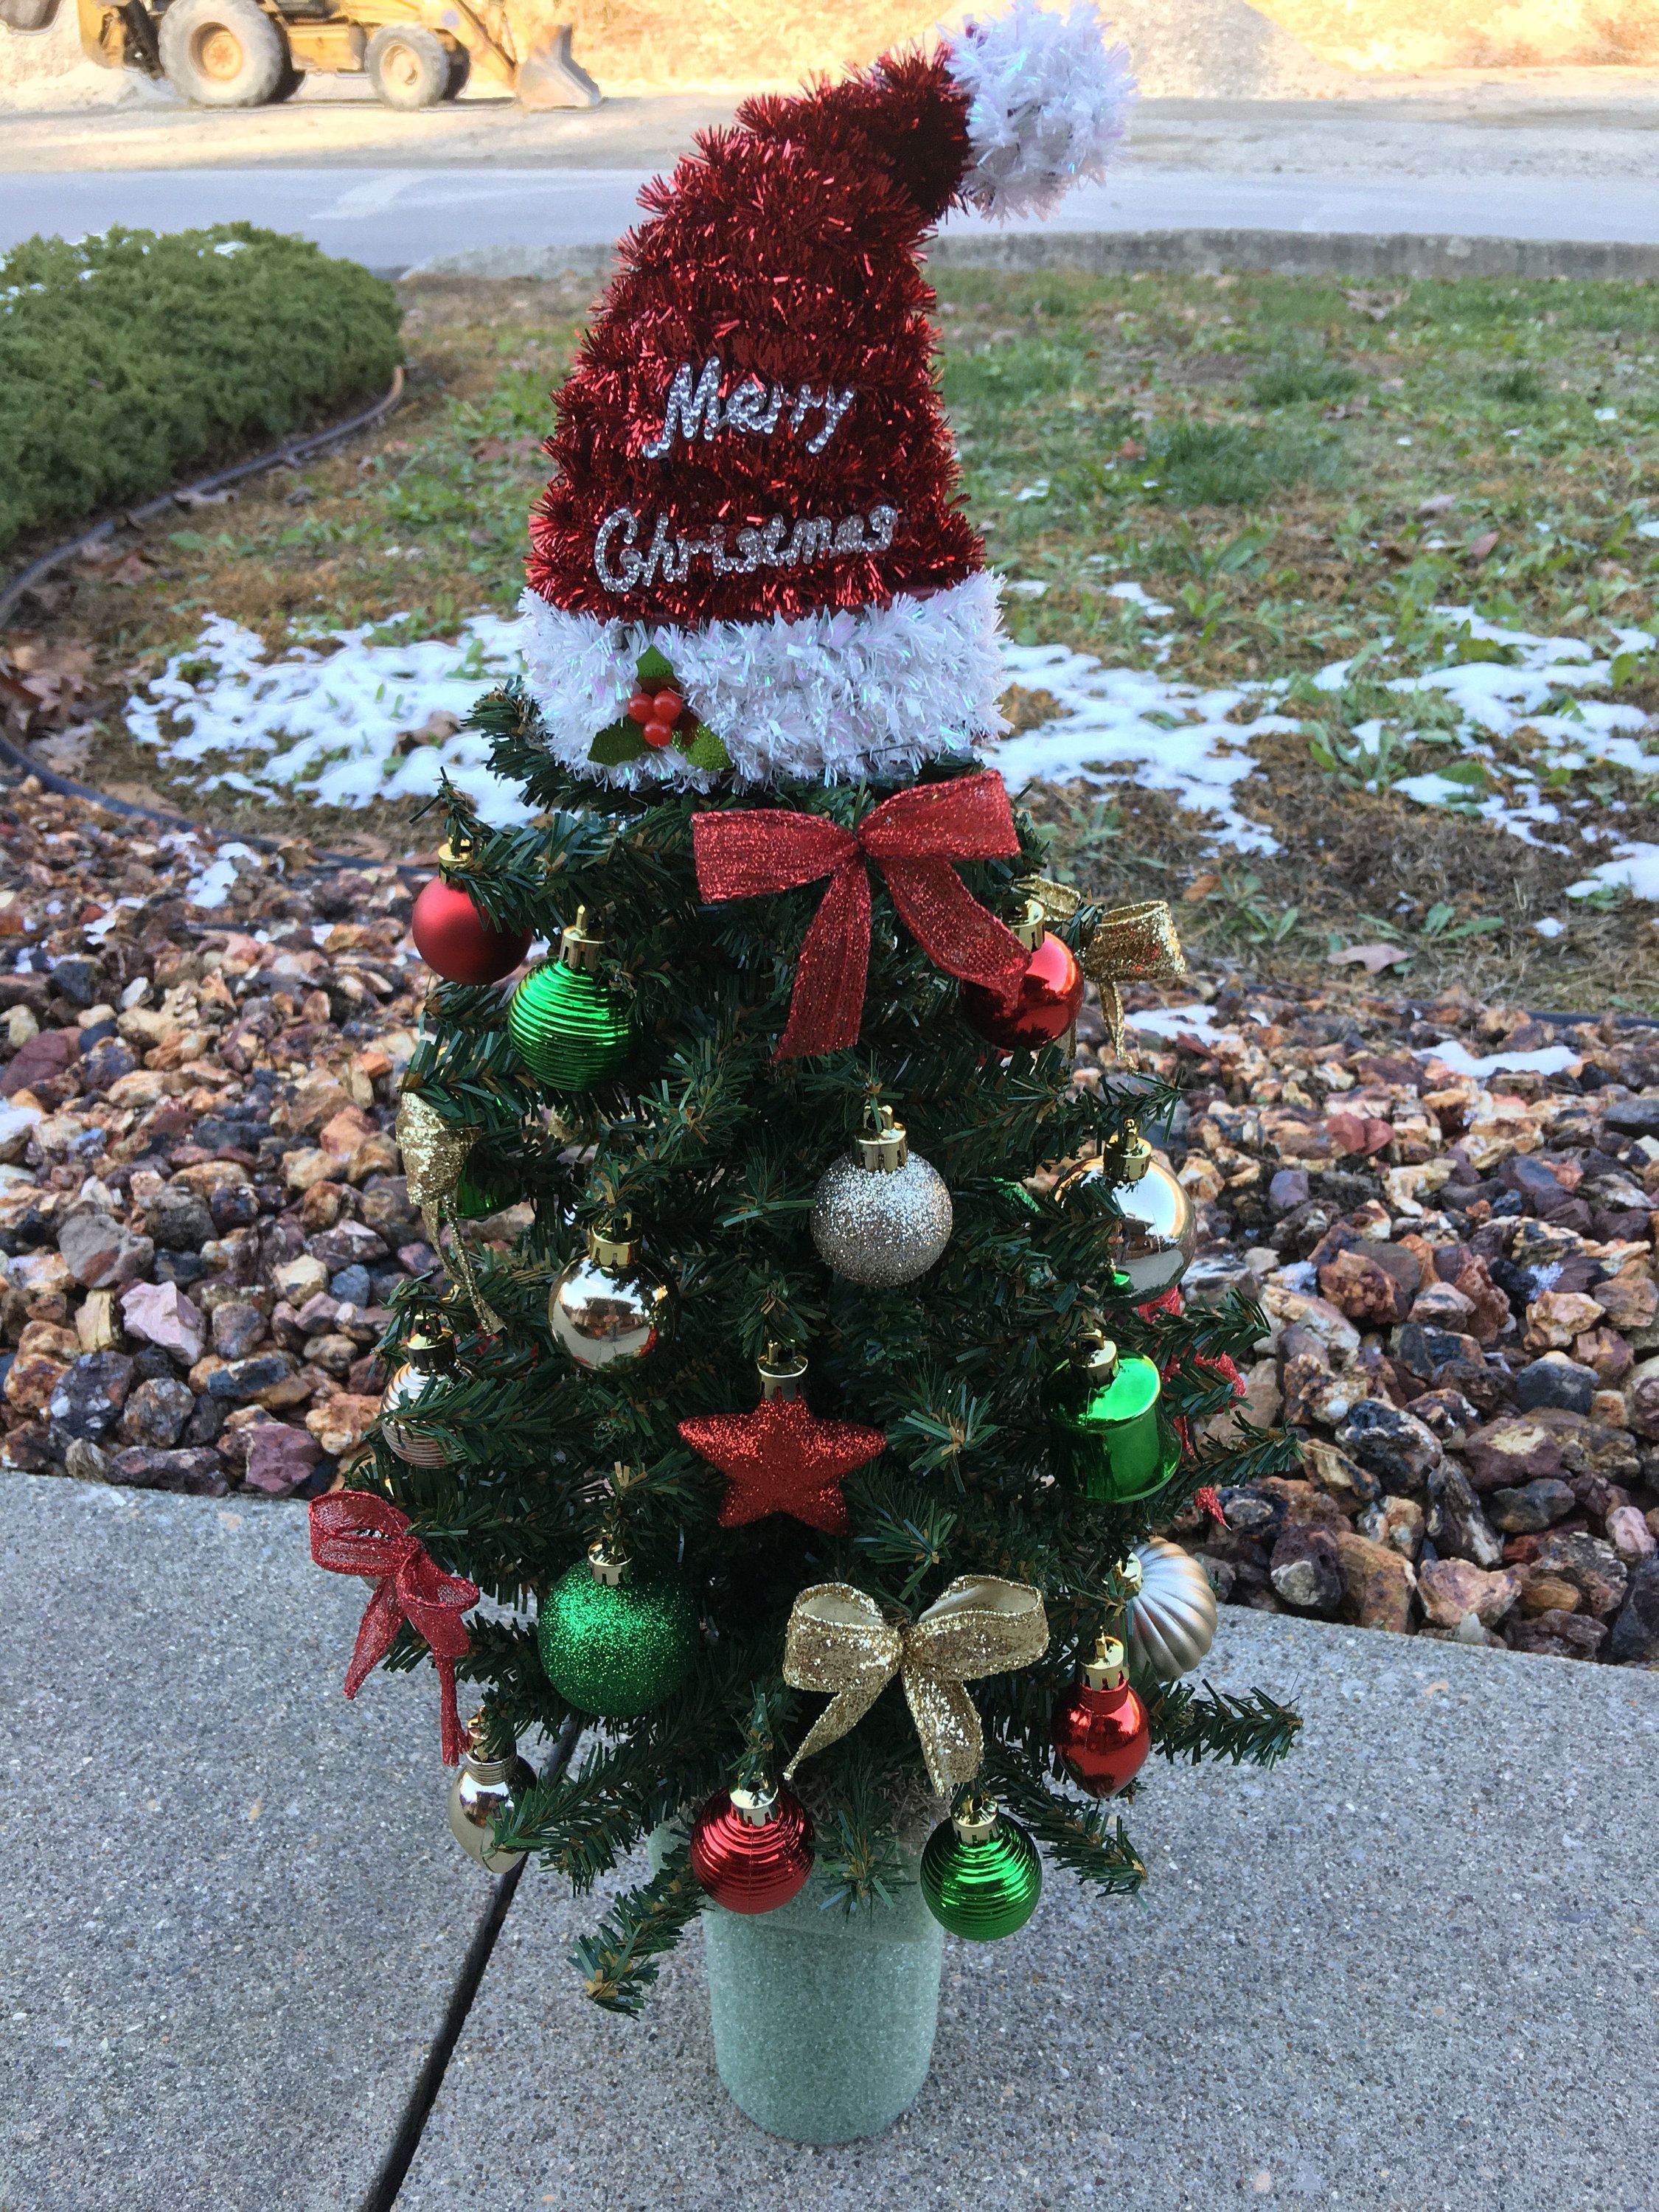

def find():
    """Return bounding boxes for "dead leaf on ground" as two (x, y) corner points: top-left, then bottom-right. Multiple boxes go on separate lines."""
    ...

(1328, 942), (1413, 973)
(1183, 872), (1220, 902)
(108, 553), (157, 587)
(1467, 531), (1500, 563)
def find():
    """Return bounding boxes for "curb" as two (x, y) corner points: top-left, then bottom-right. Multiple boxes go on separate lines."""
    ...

(399, 229), (1659, 286)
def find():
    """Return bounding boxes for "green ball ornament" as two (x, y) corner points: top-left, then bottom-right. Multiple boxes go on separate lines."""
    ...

(508, 908), (632, 1091)
(538, 1542), (698, 1717)
(1044, 1330), (1180, 1504)
(919, 1798), (1043, 1942)
(451, 1144), (523, 1220)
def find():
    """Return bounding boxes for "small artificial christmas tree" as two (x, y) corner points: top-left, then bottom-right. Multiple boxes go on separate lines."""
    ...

(313, 0), (1301, 2049)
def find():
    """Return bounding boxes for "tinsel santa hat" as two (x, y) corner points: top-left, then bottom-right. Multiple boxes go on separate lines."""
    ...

(522, 1), (1135, 790)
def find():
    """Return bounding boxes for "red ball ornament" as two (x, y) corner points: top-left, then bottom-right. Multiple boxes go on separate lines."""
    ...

(627, 690), (656, 725)
(690, 1782), (814, 1913)
(411, 878), (534, 986)
(959, 901), (1083, 1050)
(1053, 1635), (1150, 1798)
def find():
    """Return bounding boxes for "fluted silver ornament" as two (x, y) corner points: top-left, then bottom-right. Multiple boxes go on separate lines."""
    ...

(1124, 1537), (1218, 1680)
(381, 1317), (457, 1467)
(447, 1712), (535, 1871)
(1057, 1118), (1196, 1301)
(810, 1103), (952, 1289)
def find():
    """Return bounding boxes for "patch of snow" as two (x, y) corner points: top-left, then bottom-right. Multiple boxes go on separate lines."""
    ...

(1125, 1001), (1227, 1043)
(1014, 479), (1051, 502)
(1566, 842), (1659, 902)
(1639, 521), (1659, 540)
(1533, 917), (1565, 938)
(184, 843), (260, 910)
(1004, 580), (1048, 597)
(1419, 1040), (1579, 1080)
(1105, 580), (1172, 617)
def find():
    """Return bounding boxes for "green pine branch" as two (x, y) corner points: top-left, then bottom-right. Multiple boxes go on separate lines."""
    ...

(570, 1845), (706, 2017)
(1147, 1680), (1304, 1768)
(986, 1750), (1147, 1896)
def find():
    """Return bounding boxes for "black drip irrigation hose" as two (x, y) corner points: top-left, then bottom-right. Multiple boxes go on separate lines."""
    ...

(0, 367), (426, 880)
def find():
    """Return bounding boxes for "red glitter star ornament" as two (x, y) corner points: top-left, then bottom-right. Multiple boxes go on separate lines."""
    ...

(679, 1352), (886, 1534)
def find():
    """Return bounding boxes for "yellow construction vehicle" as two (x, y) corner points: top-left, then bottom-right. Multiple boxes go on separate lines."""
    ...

(1, 0), (600, 108)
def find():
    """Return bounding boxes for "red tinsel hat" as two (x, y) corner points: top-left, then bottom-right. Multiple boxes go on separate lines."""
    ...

(522, 1), (1134, 791)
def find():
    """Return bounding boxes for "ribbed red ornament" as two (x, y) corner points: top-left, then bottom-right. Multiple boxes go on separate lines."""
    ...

(411, 879), (533, 986)
(689, 1785), (815, 1913)
(959, 928), (1084, 1049)
(1053, 1672), (1150, 1799)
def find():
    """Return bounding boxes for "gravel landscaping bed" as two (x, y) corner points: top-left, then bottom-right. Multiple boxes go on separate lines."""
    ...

(3, 769), (1656, 1670)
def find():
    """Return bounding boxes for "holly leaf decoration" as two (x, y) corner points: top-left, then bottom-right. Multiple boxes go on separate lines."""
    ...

(635, 644), (675, 687)
(588, 720), (647, 765)
(681, 723), (731, 771)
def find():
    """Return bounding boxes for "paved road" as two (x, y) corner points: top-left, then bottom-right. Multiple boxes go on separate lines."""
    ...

(10, 161), (1659, 271)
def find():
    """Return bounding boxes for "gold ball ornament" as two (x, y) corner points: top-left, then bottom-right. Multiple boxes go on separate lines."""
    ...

(380, 1316), (458, 1466)
(1057, 1119), (1197, 1301)
(447, 1711), (535, 1871)
(1124, 1537), (1219, 1681)
(810, 1104), (952, 1289)
(548, 1220), (672, 1369)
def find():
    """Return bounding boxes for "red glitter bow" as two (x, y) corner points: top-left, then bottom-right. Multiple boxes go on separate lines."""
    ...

(309, 1491), (480, 1764)
(692, 771), (1029, 1058)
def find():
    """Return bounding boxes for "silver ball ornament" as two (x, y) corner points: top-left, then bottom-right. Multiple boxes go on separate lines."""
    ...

(549, 1221), (671, 1370)
(448, 1713), (535, 1871)
(810, 1105), (952, 1289)
(1124, 1537), (1218, 1680)
(1057, 1122), (1196, 1301)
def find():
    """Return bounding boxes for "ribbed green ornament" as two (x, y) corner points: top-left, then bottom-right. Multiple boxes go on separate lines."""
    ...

(507, 907), (632, 1091)
(538, 1544), (698, 1717)
(919, 1803), (1042, 1942)
(1044, 1330), (1180, 1503)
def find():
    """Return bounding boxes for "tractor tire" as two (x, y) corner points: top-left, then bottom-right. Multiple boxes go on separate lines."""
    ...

(158, 0), (290, 106)
(269, 57), (304, 100)
(0, 0), (63, 32)
(365, 24), (449, 109)
(441, 40), (470, 99)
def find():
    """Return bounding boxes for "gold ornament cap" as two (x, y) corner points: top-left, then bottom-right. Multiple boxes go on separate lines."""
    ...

(557, 903), (605, 974)
(462, 1709), (517, 1778)
(585, 1217), (637, 1270)
(758, 1343), (808, 1402)
(1113, 1118), (1155, 1186)
(1074, 1329), (1120, 1384)
(1119, 1554), (1145, 1598)
(951, 1789), (1001, 1845)
(404, 1317), (457, 1375)
(729, 1782), (780, 1828)
(1010, 897), (1047, 954)
(854, 1102), (909, 1174)
(587, 1539), (630, 1589)
(1081, 1632), (1129, 1691)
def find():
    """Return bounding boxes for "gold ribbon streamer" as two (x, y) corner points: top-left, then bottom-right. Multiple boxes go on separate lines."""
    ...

(782, 1576), (1049, 1795)
(1019, 882), (1186, 1058)
(394, 1091), (504, 1335)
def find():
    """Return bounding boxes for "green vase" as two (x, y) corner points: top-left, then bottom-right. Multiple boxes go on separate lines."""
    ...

(666, 1824), (945, 2143)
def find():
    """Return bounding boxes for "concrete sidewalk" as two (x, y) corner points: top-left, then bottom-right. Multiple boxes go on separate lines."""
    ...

(395, 1610), (1659, 2212)
(0, 1475), (501, 2212)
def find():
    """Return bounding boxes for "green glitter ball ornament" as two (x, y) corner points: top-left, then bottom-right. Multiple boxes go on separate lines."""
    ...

(508, 906), (633, 1091)
(538, 1540), (698, 1717)
(919, 1796), (1043, 1942)
(1043, 1329), (1180, 1504)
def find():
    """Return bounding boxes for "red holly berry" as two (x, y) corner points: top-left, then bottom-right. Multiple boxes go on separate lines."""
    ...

(641, 719), (677, 750)
(653, 689), (684, 723)
(627, 691), (656, 726)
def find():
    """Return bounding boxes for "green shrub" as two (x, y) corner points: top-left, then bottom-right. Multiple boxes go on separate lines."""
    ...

(0, 223), (401, 555)
(1481, 364), (1545, 404)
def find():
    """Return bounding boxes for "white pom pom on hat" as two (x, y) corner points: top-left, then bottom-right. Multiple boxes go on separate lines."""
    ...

(948, 0), (1137, 223)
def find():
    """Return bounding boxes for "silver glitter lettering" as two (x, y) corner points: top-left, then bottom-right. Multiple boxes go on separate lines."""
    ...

(805, 388), (855, 454)
(722, 378), (772, 433)
(641, 357), (723, 459)
(594, 507), (642, 591)
(789, 386), (824, 434)
(590, 504), (901, 595)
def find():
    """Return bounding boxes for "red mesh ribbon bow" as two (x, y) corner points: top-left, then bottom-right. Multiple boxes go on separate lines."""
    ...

(309, 1491), (480, 1764)
(692, 770), (1030, 1059)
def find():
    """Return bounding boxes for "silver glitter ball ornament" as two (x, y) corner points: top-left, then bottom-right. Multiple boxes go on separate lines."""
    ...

(1057, 1121), (1196, 1301)
(448, 1712), (535, 1872)
(810, 1105), (952, 1289)
(1124, 1537), (1217, 1681)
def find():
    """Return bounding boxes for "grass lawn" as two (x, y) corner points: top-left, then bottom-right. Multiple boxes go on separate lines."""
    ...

(7, 264), (1658, 1008)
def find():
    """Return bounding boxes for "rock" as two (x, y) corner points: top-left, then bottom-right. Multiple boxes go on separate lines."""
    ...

(74, 1289), (119, 1353)
(1318, 1248), (1411, 1326)
(1627, 1357), (1659, 1440)
(1436, 1250), (1512, 1345)
(303, 1332), (357, 1379)
(1335, 1399), (1443, 1495)
(1268, 1167), (1309, 1213)
(205, 1352), (296, 1404)
(1517, 1565), (1581, 1616)
(1571, 1326), (1632, 1386)
(360, 1175), (419, 1242)
(1402, 1388), (1481, 1447)
(144, 1186), (217, 1252)
(118, 1376), (195, 1449)
(1261, 1287), (1362, 1364)
(1269, 1523), (1345, 1614)
(119, 1281), (205, 1366)
(328, 1265), (372, 1307)
(1291, 1363), (1374, 1429)
(47, 1351), (135, 1442)
(4, 1349), (69, 1416)
(1531, 1532), (1629, 1618)
(1332, 1527), (1417, 1632)
(307, 1221), (387, 1270)
(62, 1436), (108, 1482)
(1464, 1413), (1565, 1492)
(1509, 1607), (1609, 1659)
(271, 1254), (330, 1307)
(304, 1391), (381, 1458)
(57, 1210), (155, 1291)
(298, 1180), (347, 1232)
(1524, 1290), (1605, 1352)
(1409, 1280), (1475, 1329)
(1607, 1503), (1658, 1565)
(1600, 1095), (1659, 1137)
(0, 1029), (78, 1099)
(1514, 1355), (1597, 1416)
(1529, 1407), (1641, 1485)
(1301, 1436), (1381, 1514)
(1217, 1486), (1283, 1540)
(1418, 1558), (1520, 1630)
(319, 1104), (379, 1159)
(1394, 1324), (1501, 1409)
(210, 1301), (268, 1362)
(106, 1444), (229, 1495)
(243, 1421), (322, 1498)
(1488, 1478), (1577, 1534)
(1608, 1557), (1659, 1662)
(1357, 1494), (1425, 1559)
(1593, 1269), (1658, 1334)
(1425, 1460), (1504, 1568)
(284, 1148), (338, 1195)
(1590, 1387), (1631, 1430)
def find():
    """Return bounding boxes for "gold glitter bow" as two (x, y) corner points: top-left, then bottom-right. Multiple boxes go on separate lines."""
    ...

(394, 1090), (503, 1334)
(1019, 880), (1186, 1057)
(782, 1576), (1049, 1795)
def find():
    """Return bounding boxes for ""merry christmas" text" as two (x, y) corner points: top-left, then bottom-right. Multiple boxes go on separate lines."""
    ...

(594, 504), (899, 594)
(640, 358), (857, 459)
